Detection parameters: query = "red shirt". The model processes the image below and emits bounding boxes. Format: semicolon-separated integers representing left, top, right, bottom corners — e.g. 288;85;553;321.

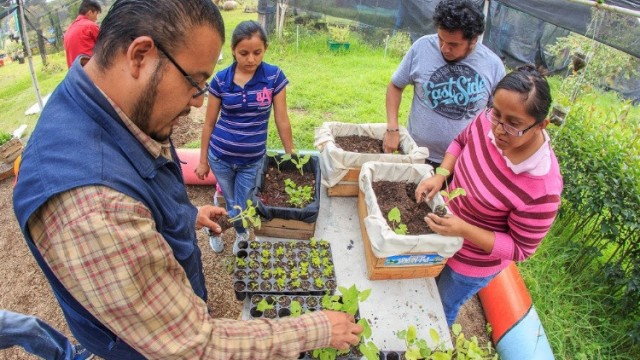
63;15;99;68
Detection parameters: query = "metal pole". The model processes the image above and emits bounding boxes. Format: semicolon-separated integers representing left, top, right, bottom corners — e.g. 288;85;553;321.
17;0;44;111
564;0;640;18
479;0;490;43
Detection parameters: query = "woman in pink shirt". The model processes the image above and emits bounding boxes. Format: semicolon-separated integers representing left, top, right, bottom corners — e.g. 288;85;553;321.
416;65;563;326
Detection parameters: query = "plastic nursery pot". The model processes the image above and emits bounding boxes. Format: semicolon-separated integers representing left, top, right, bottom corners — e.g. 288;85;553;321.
237;240;249;250
233;281;246;301
278;308;291;317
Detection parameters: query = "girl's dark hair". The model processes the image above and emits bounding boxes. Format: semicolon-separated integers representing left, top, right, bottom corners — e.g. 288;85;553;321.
93;0;225;69
231;20;268;50
494;64;552;123
433;0;485;40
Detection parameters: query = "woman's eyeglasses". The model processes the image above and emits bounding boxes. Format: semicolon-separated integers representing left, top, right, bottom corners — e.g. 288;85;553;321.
486;108;538;137
155;41;209;98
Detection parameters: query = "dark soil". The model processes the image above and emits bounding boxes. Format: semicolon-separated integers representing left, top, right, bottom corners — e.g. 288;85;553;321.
335;135;384;153
372;181;435;235
258;163;315;208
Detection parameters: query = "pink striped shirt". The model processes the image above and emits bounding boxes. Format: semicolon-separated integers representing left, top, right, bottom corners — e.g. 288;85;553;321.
445;111;563;277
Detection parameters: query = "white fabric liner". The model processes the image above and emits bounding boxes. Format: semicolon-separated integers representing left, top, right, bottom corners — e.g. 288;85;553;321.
314;122;429;187
359;161;463;258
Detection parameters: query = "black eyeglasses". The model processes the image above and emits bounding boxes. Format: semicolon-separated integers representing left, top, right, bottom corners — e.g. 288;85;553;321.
154;41;209;98
486;108;538;137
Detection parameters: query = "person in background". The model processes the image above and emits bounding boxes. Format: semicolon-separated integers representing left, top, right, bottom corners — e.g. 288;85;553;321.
384;0;505;169
63;0;101;68
13;1;362;358
415;65;563;326
0;310;94;360
195;20;294;255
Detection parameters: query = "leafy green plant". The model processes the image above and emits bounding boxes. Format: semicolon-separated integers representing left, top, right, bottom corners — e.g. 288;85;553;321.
397;324;498;360
314;285;378;360
387;207;408;235
257;298;274;313
284;178;313;208
290;153;311;175
436;168;466;204
0;132;11;146
328;25;350;43
267;150;291;172
229;199;262;230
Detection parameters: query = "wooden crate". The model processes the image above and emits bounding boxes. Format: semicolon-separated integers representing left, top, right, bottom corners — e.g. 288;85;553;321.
254;218;316;240
327;168;360;197
0;138;22;164
357;191;446;280
0;162;13;181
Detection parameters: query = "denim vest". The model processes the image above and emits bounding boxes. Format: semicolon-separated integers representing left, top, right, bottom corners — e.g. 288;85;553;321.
13;61;206;359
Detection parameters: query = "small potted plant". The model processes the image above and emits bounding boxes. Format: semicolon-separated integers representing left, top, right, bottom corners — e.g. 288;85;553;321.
327;25;350;52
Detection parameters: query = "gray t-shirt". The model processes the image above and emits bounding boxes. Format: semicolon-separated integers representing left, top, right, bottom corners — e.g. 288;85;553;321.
391;34;505;163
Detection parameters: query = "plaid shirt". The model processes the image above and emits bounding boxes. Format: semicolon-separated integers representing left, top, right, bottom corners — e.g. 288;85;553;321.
26;95;331;359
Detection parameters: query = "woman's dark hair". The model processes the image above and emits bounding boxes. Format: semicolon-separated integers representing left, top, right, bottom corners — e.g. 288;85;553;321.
433;0;485;40
231;20;268;50
93;0;225;69
79;0;102;15
494;64;552;123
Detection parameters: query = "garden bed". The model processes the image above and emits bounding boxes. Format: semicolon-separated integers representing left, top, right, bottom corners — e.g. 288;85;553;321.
251;153;321;239
314;122;428;197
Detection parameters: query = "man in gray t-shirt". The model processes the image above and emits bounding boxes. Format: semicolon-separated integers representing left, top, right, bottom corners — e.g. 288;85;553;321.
384;0;505;166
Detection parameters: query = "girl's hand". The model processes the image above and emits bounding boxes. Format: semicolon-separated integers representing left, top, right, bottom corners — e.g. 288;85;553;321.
415;175;445;203
194;163;210;181
424;213;467;237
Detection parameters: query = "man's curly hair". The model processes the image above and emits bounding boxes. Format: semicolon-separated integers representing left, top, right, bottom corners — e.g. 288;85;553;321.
433;0;485;40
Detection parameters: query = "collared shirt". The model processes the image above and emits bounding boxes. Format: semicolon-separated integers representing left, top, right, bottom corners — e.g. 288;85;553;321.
208;61;288;165
27;90;331;359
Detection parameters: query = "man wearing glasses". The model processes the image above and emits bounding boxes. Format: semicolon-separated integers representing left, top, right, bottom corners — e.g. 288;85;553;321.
14;1;362;359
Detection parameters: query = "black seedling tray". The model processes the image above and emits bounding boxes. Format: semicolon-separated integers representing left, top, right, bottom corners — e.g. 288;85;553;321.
233;238;336;300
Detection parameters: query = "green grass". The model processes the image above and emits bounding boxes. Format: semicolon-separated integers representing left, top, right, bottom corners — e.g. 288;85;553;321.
0;52;67;135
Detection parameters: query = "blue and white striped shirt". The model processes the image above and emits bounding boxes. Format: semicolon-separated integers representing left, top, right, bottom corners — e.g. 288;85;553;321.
208;62;288;165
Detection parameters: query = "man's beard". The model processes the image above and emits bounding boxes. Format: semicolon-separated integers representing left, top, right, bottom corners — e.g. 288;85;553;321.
131;63;171;142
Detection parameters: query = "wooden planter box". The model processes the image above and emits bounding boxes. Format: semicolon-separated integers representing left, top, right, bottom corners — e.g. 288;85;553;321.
315;122;429;198
358;191;446;280
357;162;463;280
251;153;321;240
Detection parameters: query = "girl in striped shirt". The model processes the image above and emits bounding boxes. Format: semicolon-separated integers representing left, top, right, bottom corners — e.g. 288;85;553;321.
416;65;563;326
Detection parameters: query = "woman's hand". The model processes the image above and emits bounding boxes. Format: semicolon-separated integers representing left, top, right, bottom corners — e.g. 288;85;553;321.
415;175;445;203
194;163;210;181
424;213;467;237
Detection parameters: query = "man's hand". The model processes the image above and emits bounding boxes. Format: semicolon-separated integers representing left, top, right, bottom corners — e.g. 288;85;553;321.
196;205;227;234
323;310;363;350
382;131;400;153
415;175;445;203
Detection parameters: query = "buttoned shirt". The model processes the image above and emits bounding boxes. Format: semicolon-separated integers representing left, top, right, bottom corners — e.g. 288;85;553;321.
26;92;331;359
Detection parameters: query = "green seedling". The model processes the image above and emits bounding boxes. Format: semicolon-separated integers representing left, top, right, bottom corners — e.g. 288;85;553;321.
314;277;325;288
266;150;291;172
290;153;311;175
387;207;408;235
284;178;313;208
314;285;378;360
230;199;262;230
435;167;467;209
235;256;246;268
257;298;274;313
290;300;303;317
397;323;498;360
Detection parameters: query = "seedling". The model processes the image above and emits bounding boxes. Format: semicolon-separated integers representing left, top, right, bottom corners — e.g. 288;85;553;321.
229;199;262;230
314;285;378;360
290;300;303;317
290;153;311;175
284;178;313;208
314;277;325;288
266;150;291;172
257;298;274;313
387;207;408;235
397;323;498;359
434;167;467;216
235;256;246;268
